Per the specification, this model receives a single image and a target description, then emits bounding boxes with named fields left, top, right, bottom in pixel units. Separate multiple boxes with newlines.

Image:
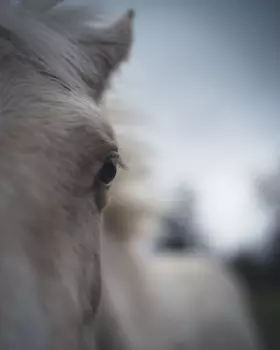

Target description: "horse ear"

left=79, top=9, right=135, bottom=101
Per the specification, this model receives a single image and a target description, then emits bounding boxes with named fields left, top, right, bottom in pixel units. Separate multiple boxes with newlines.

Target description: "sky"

left=68, top=0, right=279, bottom=252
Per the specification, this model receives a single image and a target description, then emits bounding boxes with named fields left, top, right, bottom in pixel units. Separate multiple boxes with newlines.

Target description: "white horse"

left=1, top=1, right=262, bottom=349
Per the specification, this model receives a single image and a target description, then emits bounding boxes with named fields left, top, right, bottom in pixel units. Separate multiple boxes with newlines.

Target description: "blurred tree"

left=256, top=162, right=280, bottom=286
left=156, top=187, right=203, bottom=253
left=229, top=164, right=280, bottom=350
left=230, top=249, right=266, bottom=291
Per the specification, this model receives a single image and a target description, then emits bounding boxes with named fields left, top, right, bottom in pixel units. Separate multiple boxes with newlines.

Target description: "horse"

left=0, top=2, right=134, bottom=349
left=93, top=95, right=263, bottom=350
left=0, top=2, right=262, bottom=349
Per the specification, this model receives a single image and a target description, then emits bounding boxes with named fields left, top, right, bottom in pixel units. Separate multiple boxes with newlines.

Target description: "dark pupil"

left=98, top=161, right=117, bottom=185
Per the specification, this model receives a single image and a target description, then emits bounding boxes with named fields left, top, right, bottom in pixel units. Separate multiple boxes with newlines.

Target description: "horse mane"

left=101, top=93, right=157, bottom=242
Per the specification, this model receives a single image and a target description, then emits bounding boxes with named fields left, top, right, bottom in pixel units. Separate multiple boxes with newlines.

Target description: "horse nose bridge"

left=0, top=253, right=49, bottom=350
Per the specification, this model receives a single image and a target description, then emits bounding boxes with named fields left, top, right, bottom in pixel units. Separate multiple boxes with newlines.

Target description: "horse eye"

left=97, top=160, right=117, bottom=186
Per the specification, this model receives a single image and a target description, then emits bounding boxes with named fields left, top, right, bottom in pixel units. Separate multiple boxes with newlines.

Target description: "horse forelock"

left=0, top=5, right=95, bottom=96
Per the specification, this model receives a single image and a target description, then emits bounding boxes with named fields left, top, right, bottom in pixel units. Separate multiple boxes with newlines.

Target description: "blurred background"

left=100, top=1, right=280, bottom=349
left=30, top=0, right=280, bottom=348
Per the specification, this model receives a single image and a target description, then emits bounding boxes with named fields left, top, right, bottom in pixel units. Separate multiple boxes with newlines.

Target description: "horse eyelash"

left=117, top=155, right=128, bottom=171
left=108, top=150, right=128, bottom=171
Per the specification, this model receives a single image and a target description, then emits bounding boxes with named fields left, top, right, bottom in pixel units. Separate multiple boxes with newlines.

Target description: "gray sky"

left=71, top=0, right=280, bottom=252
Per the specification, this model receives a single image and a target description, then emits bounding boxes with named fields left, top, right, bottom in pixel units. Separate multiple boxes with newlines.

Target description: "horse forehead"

left=59, top=94, right=116, bottom=144
left=0, top=75, right=115, bottom=143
